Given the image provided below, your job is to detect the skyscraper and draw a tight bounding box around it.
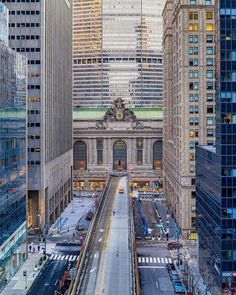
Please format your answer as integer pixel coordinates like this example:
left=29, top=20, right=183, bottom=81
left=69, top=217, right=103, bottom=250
left=196, top=0, right=236, bottom=294
left=0, top=3, right=27, bottom=289
left=73, top=0, right=165, bottom=107
left=162, top=0, right=216, bottom=235
left=1, top=0, right=73, bottom=228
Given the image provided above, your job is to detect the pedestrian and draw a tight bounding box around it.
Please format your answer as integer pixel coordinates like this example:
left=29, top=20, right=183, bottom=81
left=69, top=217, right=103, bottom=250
left=73, top=232, right=75, bottom=238
left=37, top=245, right=40, bottom=252
left=33, top=247, right=35, bottom=252
left=29, top=245, right=32, bottom=252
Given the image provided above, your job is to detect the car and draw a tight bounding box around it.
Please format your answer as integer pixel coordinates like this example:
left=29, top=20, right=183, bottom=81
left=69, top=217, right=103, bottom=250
left=167, top=242, right=183, bottom=250
left=173, top=282, right=186, bottom=294
left=119, top=188, right=124, bottom=193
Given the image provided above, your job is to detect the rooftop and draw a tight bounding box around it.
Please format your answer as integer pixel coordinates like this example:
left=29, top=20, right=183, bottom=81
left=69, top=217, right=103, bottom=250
left=73, top=108, right=163, bottom=121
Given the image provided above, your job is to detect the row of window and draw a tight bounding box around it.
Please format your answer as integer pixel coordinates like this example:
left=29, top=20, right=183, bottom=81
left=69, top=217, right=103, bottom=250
left=189, top=70, right=214, bottom=78
left=27, top=110, right=40, bottom=114
left=28, top=161, right=40, bottom=165
left=189, top=81, right=214, bottom=90
left=74, top=58, right=163, bottom=65
left=189, top=117, right=214, bottom=125
left=189, top=34, right=213, bottom=43
left=9, top=23, right=40, bottom=28
left=13, top=48, right=40, bottom=53
left=28, top=148, right=40, bottom=152
left=9, top=10, right=40, bottom=15
left=188, top=23, right=214, bottom=32
left=189, top=46, right=214, bottom=55
left=27, top=122, right=40, bottom=127
left=9, top=35, right=40, bottom=40
left=189, top=58, right=214, bottom=67
left=2, top=0, right=40, bottom=2
left=189, top=11, right=214, bottom=21
left=189, top=0, right=212, bottom=5
left=28, top=135, right=40, bottom=140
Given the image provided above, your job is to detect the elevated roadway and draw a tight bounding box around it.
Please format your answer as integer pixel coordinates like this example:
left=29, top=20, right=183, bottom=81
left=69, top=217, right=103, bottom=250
left=78, top=176, right=132, bottom=295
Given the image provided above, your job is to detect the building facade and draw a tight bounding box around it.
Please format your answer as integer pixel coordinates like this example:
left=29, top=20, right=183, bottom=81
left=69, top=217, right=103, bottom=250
left=196, top=0, right=236, bottom=294
left=73, top=0, right=165, bottom=107
left=1, top=0, right=73, bottom=228
left=0, top=3, right=27, bottom=289
left=73, top=99, right=163, bottom=180
left=163, top=0, right=216, bottom=234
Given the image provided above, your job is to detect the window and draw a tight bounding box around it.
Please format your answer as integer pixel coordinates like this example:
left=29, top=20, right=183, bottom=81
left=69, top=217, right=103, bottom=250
left=189, top=23, right=198, bottom=31
left=205, top=0, right=212, bottom=4
left=189, top=12, right=198, bottom=20
left=189, top=82, right=199, bottom=90
left=191, top=191, right=196, bottom=198
left=194, top=47, right=199, bottom=55
left=189, top=70, right=198, bottom=78
left=189, top=93, right=199, bottom=102
left=206, top=58, right=213, bottom=66
left=190, top=165, right=195, bottom=173
left=207, top=106, right=214, bottom=113
left=206, top=24, right=214, bottom=31
left=207, top=70, right=213, bottom=78
left=207, top=81, right=214, bottom=90
left=207, top=93, right=214, bottom=101
left=206, top=11, right=213, bottom=20
left=189, top=0, right=196, bottom=4
left=189, top=130, right=199, bottom=138
left=206, top=47, right=214, bottom=55
left=137, top=150, right=143, bottom=165
left=191, top=178, right=195, bottom=185
left=97, top=150, right=103, bottom=165
left=207, top=117, right=214, bottom=125
left=207, top=129, right=214, bottom=137
left=206, top=35, right=213, bottom=43
left=189, top=141, right=195, bottom=149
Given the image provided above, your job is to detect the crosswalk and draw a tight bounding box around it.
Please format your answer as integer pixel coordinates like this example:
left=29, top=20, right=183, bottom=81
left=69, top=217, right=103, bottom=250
left=138, top=256, right=172, bottom=265
left=49, top=254, right=79, bottom=262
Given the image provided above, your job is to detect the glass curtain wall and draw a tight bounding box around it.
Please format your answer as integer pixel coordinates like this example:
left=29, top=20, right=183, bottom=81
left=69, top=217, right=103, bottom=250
left=73, top=0, right=163, bottom=107
left=0, top=41, right=27, bottom=290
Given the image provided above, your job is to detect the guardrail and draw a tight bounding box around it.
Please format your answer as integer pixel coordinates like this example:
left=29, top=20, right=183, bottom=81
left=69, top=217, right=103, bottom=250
left=128, top=178, right=138, bottom=295
left=68, top=175, right=112, bottom=295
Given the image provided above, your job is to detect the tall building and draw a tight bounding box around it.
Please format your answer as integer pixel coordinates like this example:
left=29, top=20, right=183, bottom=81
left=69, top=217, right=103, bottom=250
left=196, top=0, right=236, bottom=294
left=0, top=3, right=27, bottom=289
left=1, top=0, right=73, bottom=228
left=73, top=0, right=165, bottom=107
left=163, top=0, right=216, bottom=234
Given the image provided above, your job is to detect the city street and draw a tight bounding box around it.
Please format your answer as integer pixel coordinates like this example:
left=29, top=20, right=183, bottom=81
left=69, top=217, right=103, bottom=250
left=138, top=247, right=175, bottom=295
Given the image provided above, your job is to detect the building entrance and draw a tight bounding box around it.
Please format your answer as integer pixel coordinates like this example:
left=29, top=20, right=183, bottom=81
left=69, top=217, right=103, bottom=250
left=113, top=140, right=127, bottom=171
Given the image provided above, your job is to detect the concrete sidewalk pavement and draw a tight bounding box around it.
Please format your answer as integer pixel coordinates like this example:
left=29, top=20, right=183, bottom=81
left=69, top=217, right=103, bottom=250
left=1, top=253, right=47, bottom=295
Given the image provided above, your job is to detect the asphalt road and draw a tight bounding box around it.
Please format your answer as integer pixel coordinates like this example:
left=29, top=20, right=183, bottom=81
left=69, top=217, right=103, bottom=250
left=79, top=176, right=132, bottom=295
left=138, top=246, right=175, bottom=295
left=27, top=259, right=68, bottom=295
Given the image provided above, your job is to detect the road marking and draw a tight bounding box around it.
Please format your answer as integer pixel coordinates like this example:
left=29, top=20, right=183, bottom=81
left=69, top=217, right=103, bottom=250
left=156, top=281, right=159, bottom=289
left=94, top=253, right=99, bottom=258
left=138, top=256, right=172, bottom=265
left=90, top=267, right=96, bottom=273
left=49, top=254, right=78, bottom=261
left=138, top=266, right=165, bottom=269
left=99, top=237, right=102, bottom=243
left=99, top=229, right=104, bottom=232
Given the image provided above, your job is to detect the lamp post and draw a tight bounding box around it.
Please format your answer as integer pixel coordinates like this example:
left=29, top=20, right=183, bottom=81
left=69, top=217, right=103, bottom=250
left=23, top=270, right=27, bottom=289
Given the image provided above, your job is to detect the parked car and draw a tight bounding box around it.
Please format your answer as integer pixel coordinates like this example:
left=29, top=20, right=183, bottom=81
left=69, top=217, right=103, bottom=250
left=173, top=282, right=186, bottom=294
left=167, top=242, right=183, bottom=250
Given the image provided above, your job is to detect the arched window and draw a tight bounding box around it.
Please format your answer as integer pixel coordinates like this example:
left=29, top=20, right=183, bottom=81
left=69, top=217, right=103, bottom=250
left=153, top=141, right=163, bottom=170
left=73, top=141, right=87, bottom=170
left=113, top=140, right=127, bottom=171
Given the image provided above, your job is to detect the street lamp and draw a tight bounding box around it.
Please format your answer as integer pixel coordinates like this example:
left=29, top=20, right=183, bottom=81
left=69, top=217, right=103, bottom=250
left=23, top=270, right=27, bottom=289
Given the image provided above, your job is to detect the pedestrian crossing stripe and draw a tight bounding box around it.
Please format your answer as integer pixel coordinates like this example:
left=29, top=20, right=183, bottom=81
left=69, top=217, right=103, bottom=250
left=49, top=254, right=79, bottom=261
left=138, top=256, right=172, bottom=264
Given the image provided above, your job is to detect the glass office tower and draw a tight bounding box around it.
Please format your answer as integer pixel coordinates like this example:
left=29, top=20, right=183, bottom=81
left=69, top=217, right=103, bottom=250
left=0, top=3, right=27, bottom=290
left=196, top=0, right=236, bottom=294
left=73, top=0, right=164, bottom=107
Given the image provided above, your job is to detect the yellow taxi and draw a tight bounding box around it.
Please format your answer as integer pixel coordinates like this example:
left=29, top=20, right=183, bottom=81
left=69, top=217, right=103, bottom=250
left=119, top=188, right=124, bottom=194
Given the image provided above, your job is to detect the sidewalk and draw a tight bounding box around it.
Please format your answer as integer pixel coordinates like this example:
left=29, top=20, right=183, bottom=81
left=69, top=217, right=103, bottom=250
left=1, top=253, right=47, bottom=295
left=170, top=245, right=211, bottom=295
